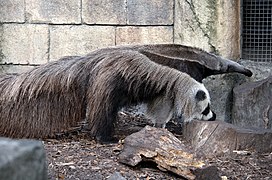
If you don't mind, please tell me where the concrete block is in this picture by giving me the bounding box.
[0,0,25,23]
[0,65,35,74]
[116,26,173,45]
[25,0,81,24]
[82,0,126,24]
[0,138,47,180]
[0,24,49,65]
[127,0,174,25]
[49,25,115,61]
[216,0,240,59]
[174,0,211,51]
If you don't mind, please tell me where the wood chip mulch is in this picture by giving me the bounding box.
[44,113,272,180]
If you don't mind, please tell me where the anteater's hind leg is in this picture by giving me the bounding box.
[87,106,119,144]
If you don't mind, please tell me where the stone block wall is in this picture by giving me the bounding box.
[0,0,242,73]
[0,0,174,73]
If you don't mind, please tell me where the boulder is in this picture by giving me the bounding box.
[238,60,272,82]
[203,74,246,122]
[0,138,47,180]
[183,120,272,156]
[232,75,272,129]
[204,60,271,125]
[108,172,127,180]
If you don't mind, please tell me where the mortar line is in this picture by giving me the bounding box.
[125,0,128,25]
[114,26,117,46]
[0,63,40,66]
[0,21,173,27]
[172,0,175,43]
[80,0,83,24]
[47,26,51,62]
[23,0,27,23]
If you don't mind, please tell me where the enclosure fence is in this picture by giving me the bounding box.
[241,0,272,62]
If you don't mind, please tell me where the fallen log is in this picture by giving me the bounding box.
[118,126,220,179]
[183,120,272,156]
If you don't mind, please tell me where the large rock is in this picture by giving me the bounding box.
[239,60,272,82]
[183,120,272,156]
[203,74,246,122]
[0,138,47,180]
[232,76,272,129]
[203,60,271,124]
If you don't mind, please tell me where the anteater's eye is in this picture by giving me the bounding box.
[195,90,206,101]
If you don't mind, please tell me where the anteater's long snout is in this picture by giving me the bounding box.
[221,58,253,77]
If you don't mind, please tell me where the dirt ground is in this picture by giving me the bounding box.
[44,113,272,180]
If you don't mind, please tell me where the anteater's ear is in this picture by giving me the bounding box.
[195,90,206,101]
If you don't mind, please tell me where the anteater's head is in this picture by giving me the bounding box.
[182,83,216,122]
[194,89,216,121]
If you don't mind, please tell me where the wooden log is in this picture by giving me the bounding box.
[118,126,219,179]
[183,120,272,157]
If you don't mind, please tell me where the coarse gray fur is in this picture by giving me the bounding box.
[145,81,214,128]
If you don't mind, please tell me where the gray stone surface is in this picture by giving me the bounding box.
[82,0,126,24]
[0,0,25,23]
[183,120,272,156]
[108,172,127,180]
[0,24,49,64]
[0,0,244,75]
[216,0,240,59]
[25,0,81,24]
[203,74,246,123]
[0,138,47,180]
[203,60,271,125]
[127,0,174,25]
[174,0,215,52]
[0,65,35,74]
[232,76,272,130]
[116,26,173,45]
[239,60,272,81]
[49,25,115,61]
[174,0,240,59]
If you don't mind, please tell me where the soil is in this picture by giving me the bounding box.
[44,112,272,180]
